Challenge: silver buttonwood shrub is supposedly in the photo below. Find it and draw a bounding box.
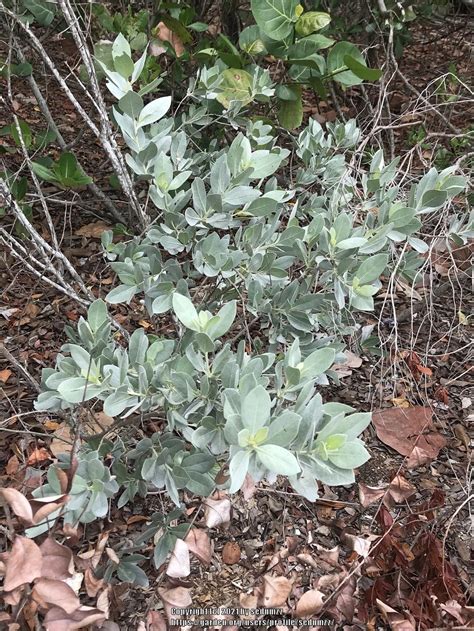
[33,34,470,534]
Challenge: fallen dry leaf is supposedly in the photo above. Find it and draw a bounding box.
[146,610,167,631]
[204,497,231,528]
[333,351,363,378]
[359,474,416,509]
[40,538,74,580]
[75,221,111,238]
[0,368,12,383]
[166,538,190,578]
[33,578,80,614]
[43,605,106,631]
[262,575,292,607]
[27,447,51,465]
[4,536,43,591]
[372,406,446,468]
[296,589,324,617]
[376,599,416,630]
[153,22,185,57]
[222,541,240,565]
[184,528,212,565]
[158,586,192,622]
[0,487,34,523]
[49,423,74,457]
[5,454,20,476]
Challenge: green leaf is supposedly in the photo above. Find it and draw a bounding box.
[87,299,108,332]
[172,293,200,331]
[277,85,303,130]
[239,25,267,55]
[216,69,253,108]
[242,386,271,433]
[56,152,77,179]
[119,91,144,118]
[23,0,55,26]
[302,347,336,377]
[328,440,370,469]
[206,301,237,340]
[114,53,134,79]
[31,161,57,183]
[250,0,299,40]
[343,55,382,81]
[229,450,250,493]
[137,96,172,127]
[11,121,32,149]
[327,42,365,87]
[256,444,300,475]
[106,284,137,304]
[355,254,388,284]
[295,11,331,37]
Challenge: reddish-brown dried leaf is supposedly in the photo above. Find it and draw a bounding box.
[222,541,241,565]
[154,22,185,57]
[262,575,292,607]
[75,221,111,238]
[27,447,50,465]
[43,605,106,631]
[0,368,12,382]
[0,488,33,523]
[296,589,324,617]
[146,610,167,631]
[4,536,42,591]
[372,407,446,468]
[40,538,74,580]
[33,578,80,614]
[158,586,192,622]
[184,528,212,565]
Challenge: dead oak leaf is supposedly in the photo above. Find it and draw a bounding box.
[153,22,185,57]
[3,536,43,591]
[33,578,80,614]
[74,221,111,238]
[262,575,293,607]
[204,497,231,528]
[184,528,212,565]
[295,589,324,617]
[372,406,446,468]
[158,586,192,622]
[40,538,74,580]
[0,368,12,383]
[43,605,106,631]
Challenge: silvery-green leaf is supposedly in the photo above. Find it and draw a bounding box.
[106,284,137,305]
[256,444,300,475]
[137,96,172,127]
[336,237,367,250]
[87,299,108,332]
[328,439,370,469]
[229,450,250,493]
[302,347,336,378]
[266,411,301,446]
[112,33,131,61]
[172,293,200,331]
[57,377,103,403]
[206,300,236,340]
[355,254,388,285]
[241,385,271,433]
